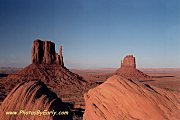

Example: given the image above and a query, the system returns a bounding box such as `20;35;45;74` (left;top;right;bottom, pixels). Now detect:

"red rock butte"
32;39;64;66
0;39;95;106
121;55;136;68
116;55;151;80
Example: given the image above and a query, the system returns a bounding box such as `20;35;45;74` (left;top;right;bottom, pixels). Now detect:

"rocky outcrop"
0;39;95;107
32;39;64;66
55;53;60;65
121;55;136;68
59;46;64;66
116;55;151;80
83;75;180;120
0;39;97;119
0;81;71;120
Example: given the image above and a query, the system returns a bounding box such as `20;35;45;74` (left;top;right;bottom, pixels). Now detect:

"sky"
0;0;180;69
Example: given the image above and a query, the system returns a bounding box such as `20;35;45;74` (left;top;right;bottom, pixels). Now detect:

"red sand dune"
84;75;180;120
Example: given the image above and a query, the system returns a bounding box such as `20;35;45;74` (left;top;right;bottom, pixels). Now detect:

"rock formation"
59;46;64;66
83;75;180;120
0;39;95;108
0;81;71;120
116;55;151;80
121;55;136;68
32;39;64;66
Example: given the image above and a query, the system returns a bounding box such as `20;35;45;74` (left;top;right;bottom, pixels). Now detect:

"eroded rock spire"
59;45;64;66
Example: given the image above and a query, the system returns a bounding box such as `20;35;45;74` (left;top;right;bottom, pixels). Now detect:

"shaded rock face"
116;55;150;80
32;39;64;66
0;81;72;120
83;75;180;120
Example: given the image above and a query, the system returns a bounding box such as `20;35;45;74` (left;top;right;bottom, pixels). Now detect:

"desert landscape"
0;39;179;120
0;0;180;120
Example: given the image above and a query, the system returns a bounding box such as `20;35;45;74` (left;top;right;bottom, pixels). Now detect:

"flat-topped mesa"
32;39;64;66
121;55;136;69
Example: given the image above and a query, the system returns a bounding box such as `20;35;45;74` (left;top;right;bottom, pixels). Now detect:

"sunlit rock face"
121;55;136;68
83;75;180;120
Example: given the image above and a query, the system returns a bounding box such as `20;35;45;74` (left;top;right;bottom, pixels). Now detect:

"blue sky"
0;0;180;68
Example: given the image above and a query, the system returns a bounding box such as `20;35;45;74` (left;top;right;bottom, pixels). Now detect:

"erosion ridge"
0;81;71;120
83;75;180;120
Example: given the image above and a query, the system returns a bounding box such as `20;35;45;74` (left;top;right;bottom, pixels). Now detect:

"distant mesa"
32;39;64;66
0;81;71;120
115;55;151;80
83;75;180;120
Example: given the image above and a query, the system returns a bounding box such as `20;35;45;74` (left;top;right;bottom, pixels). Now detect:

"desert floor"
0;68;179;119
72;68;180;92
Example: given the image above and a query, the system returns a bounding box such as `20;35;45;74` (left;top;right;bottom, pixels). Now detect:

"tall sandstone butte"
121;55;136;68
116;55;151;80
0;39;95;119
32;39;64;66
0;39;90;108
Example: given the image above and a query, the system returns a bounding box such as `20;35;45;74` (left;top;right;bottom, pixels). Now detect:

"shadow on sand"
0;73;8;78
152;75;175;78
139;80;155;82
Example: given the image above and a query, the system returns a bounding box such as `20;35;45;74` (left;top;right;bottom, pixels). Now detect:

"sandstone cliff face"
83;75;180;120
32;39;64;66
121;55;136;68
0;81;71;120
116;55;150;80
